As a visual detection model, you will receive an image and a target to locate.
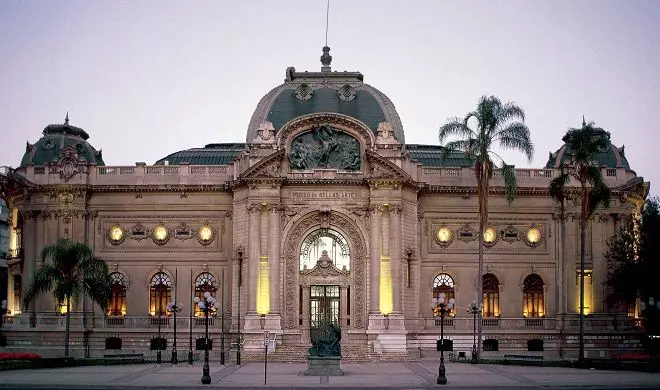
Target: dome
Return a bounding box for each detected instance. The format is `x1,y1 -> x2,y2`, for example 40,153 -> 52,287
545,126 -> 630,169
20,115 -> 105,167
246,47 -> 404,143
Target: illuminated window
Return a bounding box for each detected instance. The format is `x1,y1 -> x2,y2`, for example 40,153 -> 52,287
12,275 -> 22,314
194,272 -> 217,317
150,272 -> 172,316
107,272 -> 127,316
299,229 -> 350,271
482,273 -> 500,317
523,274 -> 544,317
433,273 -> 455,315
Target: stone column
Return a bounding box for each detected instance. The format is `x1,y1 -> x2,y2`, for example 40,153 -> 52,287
247,203 -> 260,312
269,206 -> 280,314
369,206 -> 381,313
22,211 -> 38,318
391,204 -> 403,313
591,217 -> 605,313
340,286 -> 348,327
302,286 -> 310,341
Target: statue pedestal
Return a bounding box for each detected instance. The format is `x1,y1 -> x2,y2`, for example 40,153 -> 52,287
367,313 -> 408,353
304,355 -> 343,376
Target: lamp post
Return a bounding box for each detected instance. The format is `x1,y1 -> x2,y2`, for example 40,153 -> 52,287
166,301 -> 183,364
195,292 -> 216,385
157,292 -> 163,365
466,301 -> 481,364
237,250 -> 243,366
431,293 -> 455,385
0,300 -> 7,347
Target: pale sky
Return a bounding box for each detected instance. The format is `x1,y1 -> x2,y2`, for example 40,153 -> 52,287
1,1 -> 658,194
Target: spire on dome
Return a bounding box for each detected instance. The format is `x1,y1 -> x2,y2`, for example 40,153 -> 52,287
321,46 -> 332,72
65,111 -> 70,125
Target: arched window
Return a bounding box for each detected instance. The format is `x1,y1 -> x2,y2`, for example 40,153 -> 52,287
107,272 -> 127,316
194,272 -> 217,317
482,273 -> 500,317
523,274 -> 544,317
299,229 -> 350,271
150,272 -> 172,316
433,273 -> 455,315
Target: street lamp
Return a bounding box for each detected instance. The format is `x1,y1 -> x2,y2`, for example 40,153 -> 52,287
431,293 -> 455,385
156,293 -> 163,365
195,291 -> 216,385
0,300 -> 7,347
237,250 -> 243,366
466,300 -> 481,364
166,300 -> 183,364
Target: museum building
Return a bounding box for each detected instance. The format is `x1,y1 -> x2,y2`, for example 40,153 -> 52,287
0,49 -> 650,360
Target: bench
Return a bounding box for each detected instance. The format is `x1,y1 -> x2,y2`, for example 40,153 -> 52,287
103,353 -> 145,365
504,354 -> 543,364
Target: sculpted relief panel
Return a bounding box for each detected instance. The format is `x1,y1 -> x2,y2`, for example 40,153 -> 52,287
288,124 -> 361,171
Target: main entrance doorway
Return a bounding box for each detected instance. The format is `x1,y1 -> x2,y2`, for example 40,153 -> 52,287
310,285 -> 340,328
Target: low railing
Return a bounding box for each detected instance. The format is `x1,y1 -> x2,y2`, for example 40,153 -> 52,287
415,317 -> 557,331
3,314 -> 231,331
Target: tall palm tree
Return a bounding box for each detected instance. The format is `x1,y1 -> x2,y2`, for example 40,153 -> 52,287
439,95 -> 534,359
549,119 -> 611,363
23,238 -> 111,357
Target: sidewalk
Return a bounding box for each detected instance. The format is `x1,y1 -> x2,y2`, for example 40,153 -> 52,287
0,361 -> 659,389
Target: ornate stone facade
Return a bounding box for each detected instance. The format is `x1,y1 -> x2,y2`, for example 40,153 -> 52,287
0,50 -> 650,359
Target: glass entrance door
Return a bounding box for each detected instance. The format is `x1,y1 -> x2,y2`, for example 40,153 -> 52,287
310,285 -> 340,328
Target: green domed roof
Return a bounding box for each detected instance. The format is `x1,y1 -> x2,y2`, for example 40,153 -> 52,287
20,116 -> 105,167
545,126 -> 630,169
247,48 -> 405,143
155,143 -> 245,165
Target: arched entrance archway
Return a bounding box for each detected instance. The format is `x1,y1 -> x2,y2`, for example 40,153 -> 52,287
282,211 -> 367,332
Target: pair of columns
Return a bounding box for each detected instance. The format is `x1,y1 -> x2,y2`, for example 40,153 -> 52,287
369,204 -> 403,315
246,203 -> 280,315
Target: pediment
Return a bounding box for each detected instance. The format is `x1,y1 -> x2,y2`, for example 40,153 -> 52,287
240,149 -> 285,179
365,150 -> 410,181
300,253 -> 350,278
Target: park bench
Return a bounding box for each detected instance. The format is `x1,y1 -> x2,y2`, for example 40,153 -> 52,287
103,353 -> 145,365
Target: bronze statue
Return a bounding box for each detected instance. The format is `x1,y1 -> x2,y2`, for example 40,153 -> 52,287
308,322 -> 341,357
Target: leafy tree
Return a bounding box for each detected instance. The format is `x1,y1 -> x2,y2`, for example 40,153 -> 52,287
607,198 -> 660,334
23,239 -> 111,357
439,95 -> 534,358
549,120 -> 611,362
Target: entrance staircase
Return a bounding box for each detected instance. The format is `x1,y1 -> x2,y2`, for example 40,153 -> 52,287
243,344 -> 420,363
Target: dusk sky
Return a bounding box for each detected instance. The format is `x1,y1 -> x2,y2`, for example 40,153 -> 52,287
1,1 -> 658,194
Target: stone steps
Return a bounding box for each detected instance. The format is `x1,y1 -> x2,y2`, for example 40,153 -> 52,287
243,344 -> 420,363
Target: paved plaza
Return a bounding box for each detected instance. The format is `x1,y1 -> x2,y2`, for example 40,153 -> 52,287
0,361 -> 658,389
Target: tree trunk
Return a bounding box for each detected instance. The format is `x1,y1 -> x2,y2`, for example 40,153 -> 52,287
579,186 -> 587,363
65,295 -> 71,358
476,166 -> 489,359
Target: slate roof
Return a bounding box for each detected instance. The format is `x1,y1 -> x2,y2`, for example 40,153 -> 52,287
20,122 -> 104,167
407,144 -> 474,167
154,143 -> 245,165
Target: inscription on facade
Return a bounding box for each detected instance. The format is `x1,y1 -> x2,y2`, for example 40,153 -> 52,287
291,191 -> 358,200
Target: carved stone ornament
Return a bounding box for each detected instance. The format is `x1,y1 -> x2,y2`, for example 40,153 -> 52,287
151,225 -> 170,246
129,223 -> 149,241
284,211 -> 366,329
337,84 -> 356,102
375,122 -> 399,145
107,225 -> 126,246
252,121 -> 276,144
295,83 -> 313,101
54,147 -> 87,182
501,225 -> 521,243
288,124 -> 361,171
301,250 -> 350,278
482,226 -> 499,248
456,224 -> 476,242
240,149 -> 285,179
173,222 -> 193,241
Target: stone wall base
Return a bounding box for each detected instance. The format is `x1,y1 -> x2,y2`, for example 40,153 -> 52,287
304,355 -> 343,376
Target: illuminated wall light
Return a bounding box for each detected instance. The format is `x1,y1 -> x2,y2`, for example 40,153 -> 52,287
379,256 -> 393,315
256,256 -> 270,315
576,270 -> 593,315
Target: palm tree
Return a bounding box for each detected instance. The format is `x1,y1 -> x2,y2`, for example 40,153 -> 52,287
439,95 -> 534,359
23,238 -> 111,357
549,119 -> 611,363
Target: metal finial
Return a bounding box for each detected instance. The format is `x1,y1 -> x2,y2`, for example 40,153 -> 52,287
65,111 -> 70,125
582,115 -> 586,127
321,46 -> 332,71
325,0 -> 330,47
